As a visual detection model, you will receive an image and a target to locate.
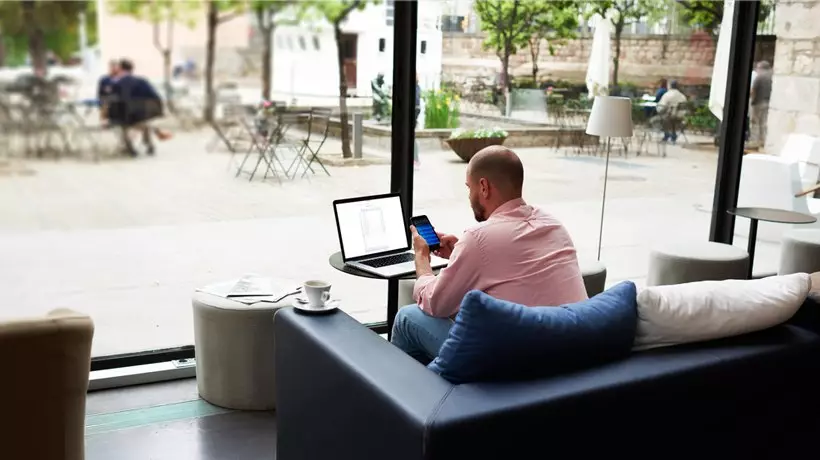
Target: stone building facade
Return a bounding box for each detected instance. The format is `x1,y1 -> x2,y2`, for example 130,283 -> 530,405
766,0 -> 820,155
442,31 -> 776,89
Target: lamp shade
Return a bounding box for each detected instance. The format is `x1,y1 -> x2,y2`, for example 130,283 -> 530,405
585,96 -> 633,138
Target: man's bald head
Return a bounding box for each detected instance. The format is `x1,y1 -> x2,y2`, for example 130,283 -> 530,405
465,146 -> 524,222
467,146 -> 524,198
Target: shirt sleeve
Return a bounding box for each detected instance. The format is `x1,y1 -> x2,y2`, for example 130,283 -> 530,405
413,230 -> 484,318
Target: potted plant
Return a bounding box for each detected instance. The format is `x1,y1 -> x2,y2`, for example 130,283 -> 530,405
446,127 -> 509,162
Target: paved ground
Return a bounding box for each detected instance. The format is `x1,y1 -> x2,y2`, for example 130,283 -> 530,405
0,130 -> 781,356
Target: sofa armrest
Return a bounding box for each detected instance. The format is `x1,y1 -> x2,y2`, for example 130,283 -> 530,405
274,308 -> 453,460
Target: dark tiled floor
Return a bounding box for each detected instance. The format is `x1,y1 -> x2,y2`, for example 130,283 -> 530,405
86,379 -> 277,460
87,378 -> 201,415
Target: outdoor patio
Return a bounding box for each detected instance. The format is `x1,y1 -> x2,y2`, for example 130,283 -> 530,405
0,129 -> 781,356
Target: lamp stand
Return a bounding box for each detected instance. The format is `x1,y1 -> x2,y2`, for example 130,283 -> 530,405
597,136 -> 612,261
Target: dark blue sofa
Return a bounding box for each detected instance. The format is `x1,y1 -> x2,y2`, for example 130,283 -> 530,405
274,304 -> 820,460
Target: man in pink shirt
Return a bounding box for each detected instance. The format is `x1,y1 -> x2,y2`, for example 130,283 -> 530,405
391,146 -> 588,364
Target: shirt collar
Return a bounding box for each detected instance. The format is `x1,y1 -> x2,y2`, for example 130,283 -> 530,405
489,197 -> 527,218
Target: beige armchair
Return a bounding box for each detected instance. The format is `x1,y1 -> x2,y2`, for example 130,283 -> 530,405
0,309 -> 94,460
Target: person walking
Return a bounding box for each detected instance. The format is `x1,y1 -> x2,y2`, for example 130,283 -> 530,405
749,61 -> 772,147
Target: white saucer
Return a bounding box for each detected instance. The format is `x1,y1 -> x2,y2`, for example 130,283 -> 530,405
292,297 -> 340,313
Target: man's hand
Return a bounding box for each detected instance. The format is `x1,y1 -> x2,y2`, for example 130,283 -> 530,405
434,232 -> 459,259
410,225 -> 434,278
410,225 -> 430,260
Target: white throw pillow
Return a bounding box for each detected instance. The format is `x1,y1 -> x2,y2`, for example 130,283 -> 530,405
634,273 -> 811,350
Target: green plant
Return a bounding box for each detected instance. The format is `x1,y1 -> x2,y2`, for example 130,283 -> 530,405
685,102 -> 718,134
449,127 -> 508,140
423,90 -> 461,129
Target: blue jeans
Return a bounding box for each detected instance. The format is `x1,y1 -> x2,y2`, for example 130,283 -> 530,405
391,305 -> 453,365
662,131 -> 678,143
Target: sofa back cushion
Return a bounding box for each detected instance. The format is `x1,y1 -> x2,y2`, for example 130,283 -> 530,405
428,282 -> 637,384
635,273 -> 811,350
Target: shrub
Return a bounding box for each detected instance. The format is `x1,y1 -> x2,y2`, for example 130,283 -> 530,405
424,89 -> 461,129
449,127 -> 508,140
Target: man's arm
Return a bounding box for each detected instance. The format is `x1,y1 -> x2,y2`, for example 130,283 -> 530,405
413,230 -> 483,318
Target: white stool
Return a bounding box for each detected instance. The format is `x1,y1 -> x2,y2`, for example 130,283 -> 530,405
779,229 -> 820,275
192,282 -> 293,410
647,241 -> 749,286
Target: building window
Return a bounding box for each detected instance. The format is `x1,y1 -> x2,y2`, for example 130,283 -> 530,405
287,36 -> 294,50
420,40 -> 427,54
298,35 -> 307,51
386,0 -> 394,26
313,35 -> 321,51
379,38 -> 386,52
276,35 -> 284,49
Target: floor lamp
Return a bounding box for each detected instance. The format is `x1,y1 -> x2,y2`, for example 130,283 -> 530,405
585,96 -> 634,260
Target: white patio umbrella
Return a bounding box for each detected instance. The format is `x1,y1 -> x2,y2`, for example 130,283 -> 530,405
586,14 -> 612,98
708,0 -> 735,121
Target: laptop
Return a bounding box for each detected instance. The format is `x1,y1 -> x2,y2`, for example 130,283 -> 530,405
333,193 -> 448,278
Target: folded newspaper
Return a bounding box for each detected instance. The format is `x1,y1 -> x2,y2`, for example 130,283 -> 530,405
196,274 -> 299,305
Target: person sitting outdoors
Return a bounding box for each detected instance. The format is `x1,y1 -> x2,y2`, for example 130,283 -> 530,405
657,80 -> 687,144
105,59 -> 171,157
391,146 -> 588,364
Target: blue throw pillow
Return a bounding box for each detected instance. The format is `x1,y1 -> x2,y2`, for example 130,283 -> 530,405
428,282 -> 638,384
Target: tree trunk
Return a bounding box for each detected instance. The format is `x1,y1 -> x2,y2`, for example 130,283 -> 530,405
22,1 -> 46,74
0,33 -> 6,67
529,40 -> 539,84
261,23 -> 273,100
612,20 -> 624,90
162,49 -> 175,112
334,25 -> 352,159
203,1 -> 218,123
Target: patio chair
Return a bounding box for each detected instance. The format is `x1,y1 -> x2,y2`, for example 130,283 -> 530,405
737,154 -> 820,241
297,107 -> 332,178
779,134 -> 820,193
234,112 -> 287,183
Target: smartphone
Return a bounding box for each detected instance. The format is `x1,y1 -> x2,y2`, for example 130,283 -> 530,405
410,215 -> 441,251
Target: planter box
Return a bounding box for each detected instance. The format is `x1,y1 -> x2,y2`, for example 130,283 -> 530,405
446,137 -> 507,162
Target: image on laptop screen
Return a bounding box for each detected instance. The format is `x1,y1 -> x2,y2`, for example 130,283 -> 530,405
336,195 -> 407,259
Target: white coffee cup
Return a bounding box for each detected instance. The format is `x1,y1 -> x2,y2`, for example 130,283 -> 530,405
303,280 -> 331,307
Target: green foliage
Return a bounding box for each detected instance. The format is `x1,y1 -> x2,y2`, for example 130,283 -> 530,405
423,89 -> 461,129
0,0 -> 93,64
307,0 -> 372,26
449,127 -> 509,140
584,0 -> 665,32
685,101 -> 718,134
109,0 -> 199,27
675,0 -> 775,36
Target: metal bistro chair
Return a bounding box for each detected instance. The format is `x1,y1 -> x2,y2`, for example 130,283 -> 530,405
235,111 -> 287,183
295,107 -> 332,178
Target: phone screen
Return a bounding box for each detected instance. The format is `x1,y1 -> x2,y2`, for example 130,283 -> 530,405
411,216 -> 441,249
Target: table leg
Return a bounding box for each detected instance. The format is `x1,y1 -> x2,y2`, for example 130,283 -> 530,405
746,218 -> 758,279
387,279 -> 399,340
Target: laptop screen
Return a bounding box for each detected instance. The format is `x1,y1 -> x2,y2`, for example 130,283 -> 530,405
335,195 -> 408,260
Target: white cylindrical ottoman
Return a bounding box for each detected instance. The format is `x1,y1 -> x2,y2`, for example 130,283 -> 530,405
193,288 -> 291,410
579,260 -> 607,297
647,241 -> 749,286
779,229 -> 820,275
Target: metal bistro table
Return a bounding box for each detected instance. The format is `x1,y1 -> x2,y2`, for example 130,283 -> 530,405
728,207 -> 817,279
329,252 -> 424,340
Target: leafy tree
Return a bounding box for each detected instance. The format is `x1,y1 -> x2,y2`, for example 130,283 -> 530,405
251,0 -> 308,101
0,0 -> 90,72
675,0 -> 774,37
203,0 -> 246,123
585,0 -> 665,89
473,0 -> 539,92
526,1 -> 579,83
307,0 -> 373,159
109,0 -> 199,110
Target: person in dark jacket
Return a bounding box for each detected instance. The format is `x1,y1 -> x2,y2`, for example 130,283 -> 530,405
107,59 -> 170,156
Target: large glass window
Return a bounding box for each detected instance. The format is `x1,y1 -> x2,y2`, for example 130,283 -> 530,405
416,0 -> 772,292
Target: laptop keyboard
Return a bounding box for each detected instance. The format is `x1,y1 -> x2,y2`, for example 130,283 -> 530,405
360,253 -> 415,268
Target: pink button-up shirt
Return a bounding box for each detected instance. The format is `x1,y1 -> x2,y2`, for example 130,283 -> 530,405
414,198 -> 588,318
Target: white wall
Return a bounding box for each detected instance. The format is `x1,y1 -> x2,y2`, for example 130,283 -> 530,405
271,0 -> 442,100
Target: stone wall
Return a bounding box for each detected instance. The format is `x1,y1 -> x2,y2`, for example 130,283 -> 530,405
442,32 -> 776,87
442,31 -> 717,86
766,0 -> 820,155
